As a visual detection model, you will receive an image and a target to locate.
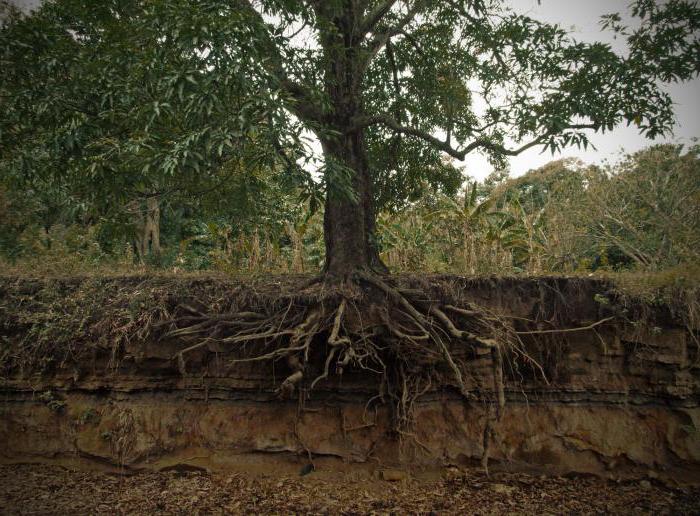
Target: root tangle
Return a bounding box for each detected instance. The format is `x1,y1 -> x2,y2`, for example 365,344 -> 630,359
161,273 -> 526,468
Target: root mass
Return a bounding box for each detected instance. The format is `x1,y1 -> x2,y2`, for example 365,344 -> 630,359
163,272 -> 524,466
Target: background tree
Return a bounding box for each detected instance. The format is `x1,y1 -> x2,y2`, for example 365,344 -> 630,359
582,144 -> 700,270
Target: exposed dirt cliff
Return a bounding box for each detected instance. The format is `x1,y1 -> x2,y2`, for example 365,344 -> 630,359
1,274 -> 698,484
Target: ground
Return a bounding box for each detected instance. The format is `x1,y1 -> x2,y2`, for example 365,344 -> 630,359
0,464 -> 698,515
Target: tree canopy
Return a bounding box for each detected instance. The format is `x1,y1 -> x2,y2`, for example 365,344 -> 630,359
1,0 -> 699,275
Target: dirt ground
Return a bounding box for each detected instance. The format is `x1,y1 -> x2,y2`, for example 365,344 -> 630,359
0,464 -> 698,515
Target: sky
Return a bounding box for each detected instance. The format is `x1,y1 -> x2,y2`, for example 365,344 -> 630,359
471,0 -> 700,179
6,0 -> 700,179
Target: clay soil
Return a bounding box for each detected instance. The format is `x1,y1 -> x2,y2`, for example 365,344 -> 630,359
0,464 -> 698,515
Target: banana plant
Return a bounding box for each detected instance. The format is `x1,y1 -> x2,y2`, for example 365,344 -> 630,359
379,211 -> 437,271
431,181 -> 497,230
429,181 -> 499,273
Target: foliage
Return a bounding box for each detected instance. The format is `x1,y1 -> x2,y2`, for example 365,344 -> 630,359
2,1 -> 699,271
581,144 -> 700,269
0,0 -> 320,263
1,1 -> 698,277
377,144 -> 700,275
3,142 -> 699,278
0,0 -> 315,195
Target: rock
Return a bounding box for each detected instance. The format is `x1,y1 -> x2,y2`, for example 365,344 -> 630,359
299,463 -> 315,476
381,469 -> 408,482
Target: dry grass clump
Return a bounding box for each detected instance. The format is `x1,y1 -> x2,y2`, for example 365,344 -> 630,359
0,274 -> 233,375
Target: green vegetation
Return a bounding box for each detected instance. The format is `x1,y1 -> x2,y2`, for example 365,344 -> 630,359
2,143 -> 698,280
1,0 -> 699,279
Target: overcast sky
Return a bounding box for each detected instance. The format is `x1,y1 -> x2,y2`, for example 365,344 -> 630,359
477,0 -> 700,179
7,0 -> 699,179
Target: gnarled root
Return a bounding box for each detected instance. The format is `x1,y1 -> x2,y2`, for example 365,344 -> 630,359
161,273 -> 518,451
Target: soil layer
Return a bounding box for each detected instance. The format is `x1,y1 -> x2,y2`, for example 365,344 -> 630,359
1,274 -> 698,485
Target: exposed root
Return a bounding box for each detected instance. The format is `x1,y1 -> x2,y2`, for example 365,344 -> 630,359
514,316 -> 616,335
481,411 -> 495,476
491,345 -> 505,420
162,273 -> 524,457
5,273 -> 637,471
429,307 -> 468,396
328,299 -> 350,347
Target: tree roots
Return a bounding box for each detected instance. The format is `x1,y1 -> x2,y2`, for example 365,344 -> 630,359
162,272 -> 526,469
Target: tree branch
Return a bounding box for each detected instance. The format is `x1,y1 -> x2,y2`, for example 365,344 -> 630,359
360,0 -> 401,37
386,40 -> 403,122
385,39 -> 404,169
361,0 -> 425,71
351,114 -> 598,160
398,28 -> 425,55
235,0 -> 325,125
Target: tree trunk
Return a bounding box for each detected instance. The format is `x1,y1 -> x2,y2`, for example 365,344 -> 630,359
316,3 -> 386,278
145,195 -> 161,258
130,196 -> 161,264
321,130 -> 386,277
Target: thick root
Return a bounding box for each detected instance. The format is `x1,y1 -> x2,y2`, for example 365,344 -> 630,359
162,273 -> 519,448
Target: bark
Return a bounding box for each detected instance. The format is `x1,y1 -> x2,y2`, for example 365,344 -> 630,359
130,196 -> 161,264
145,196 -> 161,258
318,3 -> 386,278
321,130 -> 386,277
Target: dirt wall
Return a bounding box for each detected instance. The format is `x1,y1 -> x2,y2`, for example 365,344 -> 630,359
1,275 -> 698,483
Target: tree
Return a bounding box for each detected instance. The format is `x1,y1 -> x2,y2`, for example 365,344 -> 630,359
0,0 -> 317,262
486,158 -> 595,272
2,0 -> 699,438
224,0 -> 697,277
582,144 -> 700,270
4,0 -> 698,278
